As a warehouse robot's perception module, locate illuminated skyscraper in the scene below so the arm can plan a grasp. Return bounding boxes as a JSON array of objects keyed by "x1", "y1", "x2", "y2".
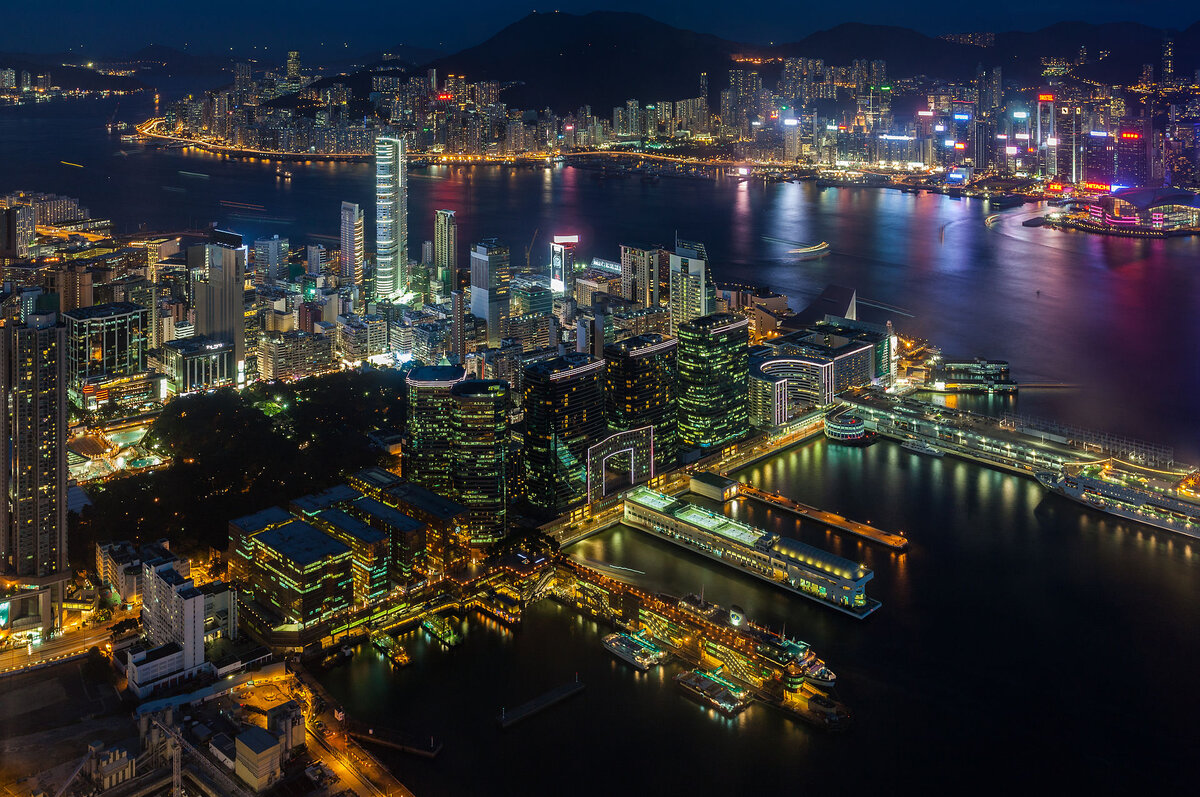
[
  {"x1": 253, "y1": 235, "x2": 289, "y2": 284},
  {"x1": 340, "y1": 201, "x2": 364, "y2": 290},
  {"x1": 603, "y1": 333, "x2": 678, "y2": 470},
  {"x1": 668, "y1": 239, "x2": 715, "y2": 333},
  {"x1": 1, "y1": 290, "x2": 68, "y2": 631},
  {"x1": 469, "y1": 239, "x2": 510, "y2": 347},
  {"x1": 620, "y1": 244, "x2": 662, "y2": 306},
  {"x1": 0, "y1": 204, "x2": 34, "y2": 259},
  {"x1": 189, "y1": 233, "x2": 247, "y2": 384},
  {"x1": 450, "y1": 380, "x2": 511, "y2": 545},
  {"x1": 523, "y1": 353, "x2": 606, "y2": 515},
  {"x1": 286, "y1": 51, "x2": 301, "y2": 81},
  {"x1": 677, "y1": 313, "x2": 749, "y2": 451},
  {"x1": 405, "y1": 365, "x2": 466, "y2": 496},
  {"x1": 1162, "y1": 37, "x2": 1174, "y2": 85},
  {"x1": 549, "y1": 235, "x2": 578, "y2": 296},
  {"x1": 374, "y1": 136, "x2": 407, "y2": 300},
  {"x1": 1116, "y1": 119, "x2": 1153, "y2": 188},
  {"x1": 434, "y1": 209, "x2": 458, "y2": 293}
]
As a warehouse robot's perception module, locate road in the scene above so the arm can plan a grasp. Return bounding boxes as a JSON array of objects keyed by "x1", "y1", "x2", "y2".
[{"x1": 0, "y1": 628, "x2": 113, "y2": 675}]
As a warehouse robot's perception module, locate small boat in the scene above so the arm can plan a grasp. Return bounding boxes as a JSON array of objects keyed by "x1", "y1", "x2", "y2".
[
  {"x1": 1022, "y1": 216, "x2": 1046, "y2": 227},
  {"x1": 901, "y1": 439, "x2": 944, "y2": 458}
]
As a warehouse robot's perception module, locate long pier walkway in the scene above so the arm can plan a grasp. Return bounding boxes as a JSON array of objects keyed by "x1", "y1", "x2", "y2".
[
  {"x1": 735, "y1": 483, "x2": 909, "y2": 550},
  {"x1": 498, "y1": 679, "x2": 585, "y2": 728}
]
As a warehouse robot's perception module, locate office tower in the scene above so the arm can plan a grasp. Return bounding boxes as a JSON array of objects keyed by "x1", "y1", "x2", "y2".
[
  {"x1": 189, "y1": 235, "x2": 248, "y2": 384},
  {"x1": 784, "y1": 119, "x2": 803, "y2": 162},
  {"x1": 469, "y1": 239, "x2": 511, "y2": 347},
  {"x1": 0, "y1": 204, "x2": 35, "y2": 259},
  {"x1": 1116, "y1": 119, "x2": 1153, "y2": 187},
  {"x1": 1035, "y1": 93, "x2": 1057, "y2": 177},
  {"x1": 46, "y1": 262, "x2": 93, "y2": 313},
  {"x1": 63, "y1": 302, "x2": 148, "y2": 397},
  {"x1": 522, "y1": 353, "x2": 606, "y2": 515},
  {"x1": 234, "y1": 62, "x2": 253, "y2": 94},
  {"x1": 603, "y1": 333, "x2": 678, "y2": 470},
  {"x1": 575, "y1": 311, "x2": 610, "y2": 359},
  {"x1": 434, "y1": 209, "x2": 458, "y2": 292},
  {"x1": 1, "y1": 292, "x2": 67, "y2": 590},
  {"x1": 669, "y1": 240, "x2": 715, "y2": 333},
  {"x1": 339, "y1": 201, "x2": 364, "y2": 289},
  {"x1": 450, "y1": 380, "x2": 510, "y2": 545},
  {"x1": 677, "y1": 312, "x2": 749, "y2": 451},
  {"x1": 1083, "y1": 131, "x2": 1116, "y2": 186},
  {"x1": 620, "y1": 244, "x2": 662, "y2": 306},
  {"x1": 512, "y1": 280, "x2": 553, "y2": 316},
  {"x1": 405, "y1": 365, "x2": 466, "y2": 496},
  {"x1": 254, "y1": 235, "x2": 289, "y2": 284},
  {"x1": 305, "y1": 244, "x2": 327, "y2": 277},
  {"x1": 1162, "y1": 37, "x2": 1174, "y2": 85},
  {"x1": 421, "y1": 240, "x2": 434, "y2": 267},
  {"x1": 451, "y1": 290, "x2": 466, "y2": 363},
  {"x1": 286, "y1": 50, "x2": 301, "y2": 81},
  {"x1": 549, "y1": 235, "x2": 578, "y2": 296},
  {"x1": 375, "y1": 136, "x2": 407, "y2": 300}
]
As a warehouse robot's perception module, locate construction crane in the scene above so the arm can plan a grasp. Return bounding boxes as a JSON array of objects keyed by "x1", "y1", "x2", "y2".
[{"x1": 528, "y1": 225, "x2": 542, "y2": 272}]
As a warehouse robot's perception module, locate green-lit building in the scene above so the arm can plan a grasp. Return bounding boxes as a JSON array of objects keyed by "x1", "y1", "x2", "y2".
[
  {"x1": 522, "y1": 353, "x2": 607, "y2": 515},
  {"x1": 450, "y1": 379, "x2": 511, "y2": 545},
  {"x1": 310, "y1": 508, "x2": 390, "y2": 606},
  {"x1": 603, "y1": 333, "x2": 678, "y2": 470},
  {"x1": 678, "y1": 313, "x2": 750, "y2": 451},
  {"x1": 404, "y1": 365, "x2": 466, "y2": 495}
]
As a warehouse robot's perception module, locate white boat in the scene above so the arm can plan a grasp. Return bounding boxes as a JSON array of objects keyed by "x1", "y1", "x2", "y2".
[
  {"x1": 1037, "y1": 460, "x2": 1200, "y2": 541},
  {"x1": 901, "y1": 439, "x2": 944, "y2": 457},
  {"x1": 602, "y1": 632, "x2": 667, "y2": 671}
]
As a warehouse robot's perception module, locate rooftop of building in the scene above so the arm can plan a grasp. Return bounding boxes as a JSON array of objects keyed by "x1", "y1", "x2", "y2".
[
  {"x1": 449, "y1": 379, "x2": 508, "y2": 398},
  {"x1": 772, "y1": 537, "x2": 870, "y2": 582},
  {"x1": 524, "y1": 352, "x2": 601, "y2": 378},
  {"x1": 384, "y1": 481, "x2": 467, "y2": 521},
  {"x1": 351, "y1": 466, "x2": 403, "y2": 491},
  {"x1": 1108, "y1": 186, "x2": 1199, "y2": 210},
  {"x1": 625, "y1": 486, "x2": 766, "y2": 547},
  {"x1": 236, "y1": 726, "x2": 279, "y2": 755},
  {"x1": 290, "y1": 484, "x2": 361, "y2": 516},
  {"x1": 163, "y1": 335, "x2": 230, "y2": 355},
  {"x1": 255, "y1": 519, "x2": 349, "y2": 566},
  {"x1": 230, "y1": 505, "x2": 293, "y2": 537},
  {"x1": 63, "y1": 301, "x2": 145, "y2": 321},
  {"x1": 604, "y1": 333, "x2": 676, "y2": 357},
  {"x1": 314, "y1": 508, "x2": 388, "y2": 545},
  {"x1": 351, "y1": 496, "x2": 425, "y2": 532},
  {"x1": 679, "y1": 312, "x2": 748, "y2": 334},
  {"x1": 406, "y1": 364, "x2": 466, "y2": 385}
]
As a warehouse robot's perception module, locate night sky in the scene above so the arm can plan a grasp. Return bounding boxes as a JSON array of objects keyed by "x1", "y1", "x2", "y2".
[{"x1": 3, "y1": 1, "x2": 1194, "y2": 57}]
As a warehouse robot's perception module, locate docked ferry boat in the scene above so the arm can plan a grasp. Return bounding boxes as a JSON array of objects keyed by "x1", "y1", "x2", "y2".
[
  {"x1": 602, "y1": 632, "x2": 668, "y2": 671},
  {"x1": 1037, "y1": 460, "x2": 1200, "y2": 541}
]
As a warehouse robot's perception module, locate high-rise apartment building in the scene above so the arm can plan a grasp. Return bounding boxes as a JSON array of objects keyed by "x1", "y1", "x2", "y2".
[
  {"x1": 669, "y1": 240, "x2": 715, "y2": 333},
  {"x1": 405, "y1": 365, "x2": 466, "y2": 496},
  {"x1": 620, "y1": 244, "x2": 662, "y2": 307},
  {"x1": 677, "y1": 313, "x2": 749, "y2": 451},
  {"x1": 374, "y1": 136, "x2": 407, "y2": 300},
  {"x1": 1, "y1": 290, "x2": 68, "y2": 634},
  {"x1": 603, "y1": 333, "x2": 678, "y2": 470},
  {"x1": 522, "y1": 353, "x2": 606, "y2": 515},
  {"x1": 286, "y1": 51, "x2": 301, "y2": 81},
  {"x1": 434, "y1": 209, "x2": 458, "y2": 294},
  {"x1": 254, "y1": 235, "x2": 289, "y2": 284},
  {"x1": 450, "y1": 380, "x2": 510, "y2": 545},
  {"x1": 189, "y1": 235, "x2": 247, "y2": 384},
  {"x1": 469, "y1": 239, "x2": 511, "y2": 348},
  {"x1": 339, "y1": 201, "x2": 364, "y2": 290},
  {"x1": 63, "y1": 302, "x2": 148, "y2": 398},
  {"x1": 0, "y1": 204, "x2": 35, "y2": 259}
]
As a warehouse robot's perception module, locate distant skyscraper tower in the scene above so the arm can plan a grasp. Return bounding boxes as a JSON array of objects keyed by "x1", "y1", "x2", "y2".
[
  {"x1": 0, "y1": 204, "x2": 34, "y2": 259},
  {"x1": 305, "y1": 244, "x2": 327, "y2": 277},
  {"x1": 434, "y1": 209, "x2": 458, "y2": 293},
  {"x1": 450, "y1": 380, "x2": 511, "y2": 545},
  {"x1": 549, "y1": 235, "x2": 578, "y2": 296},
  {"x1": 469, "y1": 239, "x2": 511, "y2": 348},
  {"x1": 189, "y1": 234, "x2": 247, "y2": 383},
  {"x1": 286, "y1": 51, "x2": 301, "y2": 81},
  {"x1": 668, "y1": 239, "x2": 715, "y2": 333},
  {"x1": 677, "y1": 312, "x2": 749, "y2": 451},
  {"x1": 405, "y1": 365, "x2": 466, "y2": 496},
  {"x1": 620, "y1": 244, "x2": 662, "y2": 306},
  {"x1": 340, "y1": 201, "x2": 364, "y2": 289},
  {"x1": 374, "y1": 136, "x2": 407, "y2": 300},
  {"x1": 1, "y1": 291, "x2": 67, "y2": 593},
  {"x1": 522, "y1": 353, "x2": 606, "y2": 515},
  {"x1": 1161, "y1": 37, "x2": 1174, "y2": 85},
  {"x1": 253, "y1": 235, "x2": 288, "y2": 284},
  {"x1": 603, "y1": 333, "x2": 678, "y2": 470}
]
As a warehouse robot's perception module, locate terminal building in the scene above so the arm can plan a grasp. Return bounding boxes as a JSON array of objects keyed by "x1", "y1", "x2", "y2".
[
  {"x1": 1083, "y1": 187, "x2": 1200, "y2": 233},
  {"x1": 623, "y1": 486, "x2": 879, "y2": 617}
]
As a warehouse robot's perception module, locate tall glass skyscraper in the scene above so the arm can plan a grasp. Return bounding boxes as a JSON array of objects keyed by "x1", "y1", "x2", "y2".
[
  {"x1": 339, "y1": 201, "x2": 364, "y2": 290},
  {"x1": 374, "y1": 136, "x2": 407, "y2": 300},
  {"x1": 603, "y1": 333, "x2": 678, "y2": 470},
  {"x1": 450, "y1": 380, "x2": 510, "y2": 545},
  {"x1": 522, "y1": 353, "x2": 606, "y2": 515},
  {"x1": 434, "y1": 209, "x2": 458, "y2": 295},
  {"x1": 405, "y1": 365, "x2": 466, "y2": 496},
  {"x1": 469, "y1": 239, "x2": 510, "y2": 348},
  {"x1": 678, "y1": 312, "x2": 749, "y2": 451}
]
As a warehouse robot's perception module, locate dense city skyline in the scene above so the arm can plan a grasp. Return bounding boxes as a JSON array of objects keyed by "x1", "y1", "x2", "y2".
[{"x1": 3, "y1": 3, "x2": 1198, "y2": 56}]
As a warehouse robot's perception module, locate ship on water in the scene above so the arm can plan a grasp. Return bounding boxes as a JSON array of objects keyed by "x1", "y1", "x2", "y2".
[
  {"x1": 372, "y1": 631, "x2": 411, "y2": 667},
  {"x1": 602, "y1": 632, "x2": 668, "y2": 671},
  {"x1": 675, "y1": 594, "x2": 837, "y2": 688},
  {"x1": 1037, "y1": 459, "x2": 1200, "y2": 541},
  {"x1": 674, "y1": 669, "x2": 751, "y2": 716},
  {"x1": 901, "y1": 439, "x2": 944, "y2": 457}
]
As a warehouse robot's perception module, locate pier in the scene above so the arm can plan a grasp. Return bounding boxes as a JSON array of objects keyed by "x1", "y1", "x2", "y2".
[
  {"x1": 498, "y1": 680, "x2": 586, "y2": 728},
  {"x1": 348, "y1": 722, "x2": 443, "y2": 759}
]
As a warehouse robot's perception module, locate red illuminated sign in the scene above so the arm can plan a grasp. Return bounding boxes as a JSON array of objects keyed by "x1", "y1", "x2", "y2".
[
  {"x1": 1082, "y1": 181, "x2": 1111, "y2": 192},
  {"x1": 954, "y1": 142, "x2": 966, "y2": 150},
  {"x1": 1120, "y1": 132, "x2": 1141, "y2": 140},
  {"x1": 1047, "y1": 183, "x2": 1064, "y2": 192},
  {"x1": 1038, "y1": 94, "x2": 1055, "y2": 102},
  {"x1": 438, "y1": 93, "x2": 452, "y2": 101}
]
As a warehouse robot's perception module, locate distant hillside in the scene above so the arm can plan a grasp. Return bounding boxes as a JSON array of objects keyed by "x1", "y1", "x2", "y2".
[
  {"x1": 421, "y1": 11, "x2": 752, "y2": 111},
  {"x1": 774, "y1": 23, "x2": 983, "y2": 81},
  {"x1": 0, "y1": 53, "x2": 145, "y2": 91}
]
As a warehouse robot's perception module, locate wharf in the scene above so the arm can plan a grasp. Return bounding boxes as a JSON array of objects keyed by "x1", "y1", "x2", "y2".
[
  {"x1": 498, "y1": 680, "x2": 585, "y2": 729},
  {"x1": 734, "y1": 482, "x2": 908, "y2": 550},
  {"x1": 348, "y1": 722, "x2": 443, "y2": 759}
]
